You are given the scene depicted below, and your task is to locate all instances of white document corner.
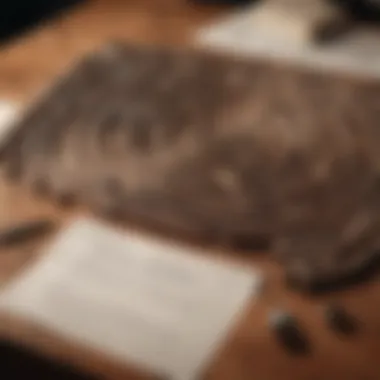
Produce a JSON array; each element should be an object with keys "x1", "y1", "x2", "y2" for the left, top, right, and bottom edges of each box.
[
  {"x1": 196, "y1": 6, "x2": 380, "y2": 79},
  {"x1": 0, "y1": 217, "x2": 262, "y2": 380},
  {"x1": 0, "y1": 100, "x2": 19, "y2": 143}
]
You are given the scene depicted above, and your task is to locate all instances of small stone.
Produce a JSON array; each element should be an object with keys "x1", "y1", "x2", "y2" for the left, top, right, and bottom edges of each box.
[
  {"x1": 324, "y1": 304, "x2": 358, "y2": 335},
  {"x1": 269, "y1": 310, "x2": 310, "y2": 355}
]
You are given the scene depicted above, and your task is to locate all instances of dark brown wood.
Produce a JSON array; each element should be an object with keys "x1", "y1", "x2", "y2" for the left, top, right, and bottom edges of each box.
[{"x1": 0, "y1": 218, "x2": 56, "y2": 247}]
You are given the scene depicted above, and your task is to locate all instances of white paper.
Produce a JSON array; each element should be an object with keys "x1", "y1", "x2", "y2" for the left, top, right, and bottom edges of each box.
[
  {"x1": 0, "y1": 218, "x2": 260, "y2": 380},
  {"x1": 0, "y1": 100, "x2": 19, "y2": 143},
  {"x1": 196, "y1": 6, "x2": 380, "y2": 79}
]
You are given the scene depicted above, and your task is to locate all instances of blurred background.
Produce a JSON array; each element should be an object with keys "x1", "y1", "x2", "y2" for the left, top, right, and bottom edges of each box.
[
  {"x1": 1, "y1": 0, "x2": 380, "y2": 46},
  {"x1": 1, "y1": 1, "x2": 380, "y2": 380},
  {"x1": 0, "y1": 0, "x2": 84, "y2": 43}
]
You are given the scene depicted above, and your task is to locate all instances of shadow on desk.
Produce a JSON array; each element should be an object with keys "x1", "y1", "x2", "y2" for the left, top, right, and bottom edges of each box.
[
  {"x1": 0, "y1": 339, "x2": 99, "y2": 380},
  {"x1": 0, "y1": 0, "x2": 85, "y2": 45}
]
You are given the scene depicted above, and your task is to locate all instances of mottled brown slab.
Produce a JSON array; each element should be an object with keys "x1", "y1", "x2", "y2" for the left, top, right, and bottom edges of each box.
[{"x1": 2, "y1": 42, "x2": 380, "y2": 291}]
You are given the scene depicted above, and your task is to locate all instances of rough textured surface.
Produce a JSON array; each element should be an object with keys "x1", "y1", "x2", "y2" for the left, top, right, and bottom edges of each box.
[{"x1": 2, "y1": 42, "x2": 380, "y2": 291}]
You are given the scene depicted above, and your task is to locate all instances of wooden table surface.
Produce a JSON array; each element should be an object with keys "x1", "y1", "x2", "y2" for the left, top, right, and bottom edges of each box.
[{"x1": 0, "y1": 1, "x2": 380, "y2": 379}]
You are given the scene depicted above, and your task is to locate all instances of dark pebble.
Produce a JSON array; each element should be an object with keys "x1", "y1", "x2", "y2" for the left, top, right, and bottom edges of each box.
[
  {"x1": 324, "y1": 304, "x2": 358, "y2": 335},
  {"x1": 269, "y1": 310, "x2": 310, "y2": 355}
]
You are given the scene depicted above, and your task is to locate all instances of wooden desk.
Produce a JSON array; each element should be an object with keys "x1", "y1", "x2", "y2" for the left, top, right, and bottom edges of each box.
[
  {"x1": 0, "y1": 1, "x2": 380, "y2": 379},
  {"x1": 0, "y1": 0, "x2": 224, "y2": 101}
]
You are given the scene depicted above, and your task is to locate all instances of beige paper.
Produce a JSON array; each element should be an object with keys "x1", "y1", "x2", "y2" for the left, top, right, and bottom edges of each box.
[
  {"x1": 197, "y1": 6, "x2": 380, "y2": 79},
  {"x1": 0, "y1": 218, "x2": 261, "y2": 380},
  {"x1": 0, "y1": 100, "x2": 19, "y2": 143}
]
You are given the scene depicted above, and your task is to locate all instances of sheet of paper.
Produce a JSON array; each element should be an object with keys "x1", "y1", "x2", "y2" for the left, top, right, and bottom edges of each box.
[
  {"x1": 228, "y1": 0, "x2": 344, "y2": 46},
  {"x1": 0, "y1": 100, "x2": 19, "y2": 142},
  {"x1": 0, "y1": 218, "x2": 261, "y2": 380},
  {"x1": 196, "y1": 6, "x2": 380, "y2": 79}
]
